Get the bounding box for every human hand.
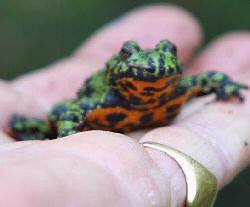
[0,4,250,206]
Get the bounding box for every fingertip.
[189,31,250,78]
[75,4,203,64]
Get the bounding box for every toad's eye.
[119,41,140,60]
[120,46,132,60]
[155,40,177,56]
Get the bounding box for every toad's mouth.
[127,63,151,70]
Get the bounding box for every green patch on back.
[79,70,112,106]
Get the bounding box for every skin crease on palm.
[0,4,250,207]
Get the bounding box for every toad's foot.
[214,78,248,102]
[7,115,54,141]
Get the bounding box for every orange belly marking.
[84,91,190,132]
[119,75,181,103]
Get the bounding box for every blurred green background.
[0,0,249,206]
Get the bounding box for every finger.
[0,131,179,207]
[0,81,48,127]
[11,5,202,107]
[75,4,202,65]
[188,32,250,79]
[140,32,250,193]
[178,32,250,120]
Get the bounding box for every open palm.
[0,5,250,207]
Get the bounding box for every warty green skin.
[9,40,248,140]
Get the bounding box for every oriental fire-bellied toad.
[7,40,249,140]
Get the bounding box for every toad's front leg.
[181,71,248,101]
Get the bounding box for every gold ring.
[141,142,218,207]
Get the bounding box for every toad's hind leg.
[50,101,86,137]
[8,115,53,141]
[181,71,248,101]
[8,100,86,140]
